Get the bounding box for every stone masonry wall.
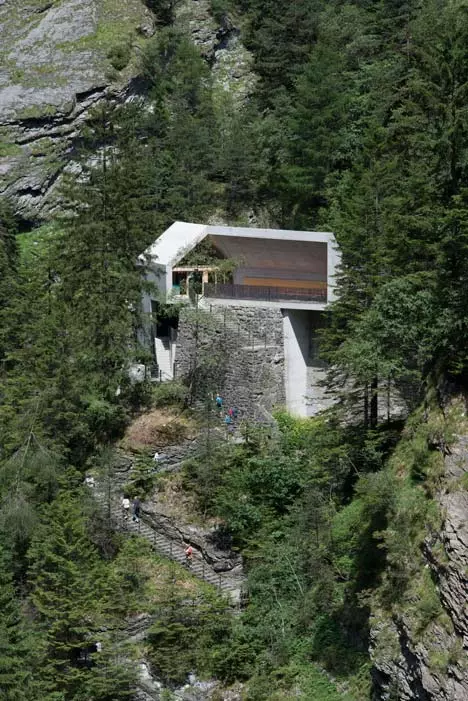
[175,304,284,420]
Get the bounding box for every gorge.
[1,1,468,700]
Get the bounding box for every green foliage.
[0,544,36,700]
[2,0,468,697]
[152,379,188,408]
[184,414,398,696]
[146,581,232,684]
[27,491,103,696]
[107,38,132,71]
[210,0,231,25]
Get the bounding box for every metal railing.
[203,282,327,303]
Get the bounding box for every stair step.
[95,493,244,603]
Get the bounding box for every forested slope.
[1,0,468,699]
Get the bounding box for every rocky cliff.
[0,0,156,219]
[370,397,468,700]
[0,0,254,221]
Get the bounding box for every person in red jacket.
[184,544,193,567]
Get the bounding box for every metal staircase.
[94,490,245,605]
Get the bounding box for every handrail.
[203,283,327,303]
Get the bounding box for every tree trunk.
[370,377,378,429]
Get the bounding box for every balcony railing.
[203,283,327,303]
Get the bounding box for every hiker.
[153,451,160,462]
[121,496,130,520]
[224,413,234,434]
[132,496,141,522]
[184,544,193,567]
[215,392,223,410]
[232,406,239,420]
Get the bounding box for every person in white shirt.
[121,496,130,521]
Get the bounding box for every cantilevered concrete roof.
[143,221,207,267]
[143,221,337,267]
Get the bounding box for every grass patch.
[119,406,195,453]
[0,140,22,157]
[17,223,61,263]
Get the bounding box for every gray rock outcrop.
[0,0,255,220]
[370,407,468,700]
[0,0,154,219]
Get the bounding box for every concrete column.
[283,310,309,416]
[307,311,331,416]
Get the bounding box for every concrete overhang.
[142,221,341,304]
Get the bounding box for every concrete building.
[140,222,341,417]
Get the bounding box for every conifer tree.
[0,544,35,700]
[27,492,102,697]
[239,0,321,106]
[55,104,158,399]
[0,198,19,363]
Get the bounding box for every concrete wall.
[175,304,336,420]
[283,310,309,416]
[283,310,334,417]
[175,304,285,420]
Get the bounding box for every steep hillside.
[370,395,468,699]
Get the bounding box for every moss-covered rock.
[370,398,468,701]
[0,0,153,220]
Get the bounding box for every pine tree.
[141,29,220,220]
[239,0,322,106]
[27,492,102,697]
[0,544,35,700]
[55,103,158,398]
[0,198,19,363]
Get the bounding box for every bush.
[107,41,132,71]
[152,380,188,408]
[85,397,128,443]
[211,0,231,24]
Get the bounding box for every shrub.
[152,380,188,408]
[107,41,132,71]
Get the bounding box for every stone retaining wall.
[175,304,285,419]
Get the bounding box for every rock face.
[0,0,255,221]
[370,408,468,700]
[0,0,153,220]
[110,445,244,577]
